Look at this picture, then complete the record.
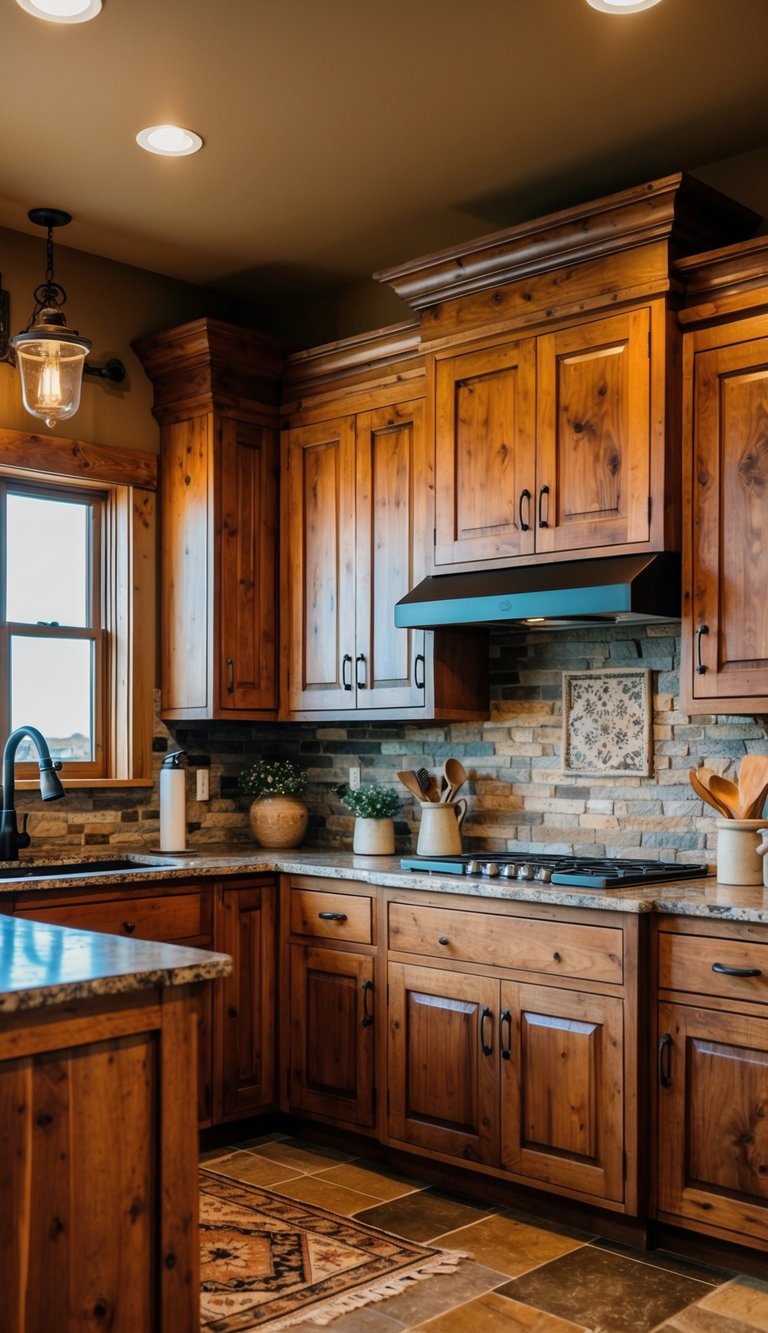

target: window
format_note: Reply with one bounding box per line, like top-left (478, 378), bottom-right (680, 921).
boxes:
top-left (1, 481), bottom-right (105, 777)
top-left (0, 429), bottom-right (156, 786)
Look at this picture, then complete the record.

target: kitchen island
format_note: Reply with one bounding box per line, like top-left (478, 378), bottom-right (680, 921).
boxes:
top-left (0, 914), bottom-right (231, 1333)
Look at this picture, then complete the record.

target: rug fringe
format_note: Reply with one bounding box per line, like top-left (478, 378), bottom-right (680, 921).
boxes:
top-left (268, 1250), bottom-right (470, 1330)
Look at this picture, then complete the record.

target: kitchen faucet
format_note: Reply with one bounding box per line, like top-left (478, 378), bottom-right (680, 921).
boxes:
top-left (0, 725), bottom-right (65, 860)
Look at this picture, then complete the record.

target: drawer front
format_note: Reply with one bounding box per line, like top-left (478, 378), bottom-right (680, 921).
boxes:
top-left (290, 889), bottom-right (372, 944)
top-left (15, 892), bottom-right (203, 942)
top-left (659, 932), bottom-right (768, 1004)
top-left (388, 902), bottom-right (623, 983)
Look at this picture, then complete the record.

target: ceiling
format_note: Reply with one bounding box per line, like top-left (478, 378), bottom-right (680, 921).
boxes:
top-left (4, 0), bottom-right (768, 311)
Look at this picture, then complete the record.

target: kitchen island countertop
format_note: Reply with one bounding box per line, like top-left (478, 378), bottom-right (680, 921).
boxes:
top-left (1, 846), bottom-right (768, 923)
top-left (0, 913), bottom-right (232, 1013)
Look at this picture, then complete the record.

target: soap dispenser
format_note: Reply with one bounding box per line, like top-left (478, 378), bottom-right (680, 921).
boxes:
top-left (159, 749), bottom-right (187, 851)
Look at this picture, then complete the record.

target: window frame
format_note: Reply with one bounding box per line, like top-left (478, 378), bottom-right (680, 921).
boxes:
top-left (0, 428), bottom-right (156, 788)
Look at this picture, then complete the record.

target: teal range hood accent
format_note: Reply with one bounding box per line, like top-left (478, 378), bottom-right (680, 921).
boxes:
top-left (394, 554), bottom-right (680, 630)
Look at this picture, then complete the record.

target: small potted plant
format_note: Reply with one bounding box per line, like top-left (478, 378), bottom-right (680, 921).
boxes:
top-left (341, 783), bottom-right (400, 855)
top-left (239, 758), bottom-right (308, 848)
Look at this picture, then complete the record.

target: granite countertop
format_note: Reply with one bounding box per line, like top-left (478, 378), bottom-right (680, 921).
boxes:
top-left (1, 845), bottom-right (767, 923)
top-left (0, 915), bottom-right (232, 1014)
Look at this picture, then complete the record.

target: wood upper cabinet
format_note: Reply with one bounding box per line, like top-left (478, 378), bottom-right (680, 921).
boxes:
top-left (282, 324), bottom-right (488, 720)
top-left (433, 307), bottom-right (654, 570)
top-left (679, 310), bottom-right (768, 710)
top-left (656, 914), bottom-right (768, 1249)
top-left (135, 318), bottom-right (285, 720)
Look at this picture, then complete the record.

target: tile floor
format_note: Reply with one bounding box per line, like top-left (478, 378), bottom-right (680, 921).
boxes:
top-left (201, 1135), bottom-right (768, 1332)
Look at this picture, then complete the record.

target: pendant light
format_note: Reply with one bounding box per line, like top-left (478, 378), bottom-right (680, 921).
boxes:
top-left (4, 208), bottom-right (124, 430)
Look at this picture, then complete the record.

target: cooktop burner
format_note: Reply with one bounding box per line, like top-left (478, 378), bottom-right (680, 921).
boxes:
top-left (400, 852), bottom-right (710, 889)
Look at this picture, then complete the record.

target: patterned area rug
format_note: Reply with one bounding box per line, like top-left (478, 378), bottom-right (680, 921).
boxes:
top-left (200, 1168), bottom-right (467, 1331)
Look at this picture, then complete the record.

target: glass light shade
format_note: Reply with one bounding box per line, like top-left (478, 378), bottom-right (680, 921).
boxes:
top-left (14, 337), bottom-right (90, 429)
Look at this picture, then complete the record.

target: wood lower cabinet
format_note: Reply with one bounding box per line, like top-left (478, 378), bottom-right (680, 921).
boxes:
top-left (15, 881), bottom-right (216, 1126)
top-left (214, 879), bottom-right (276, 1121)
top-left (656, 916), bottom-right (768, 1250)
top-left (135, 318), bottom-right (285, 720)
top-left (281, 877), bottom-right (378, 1131)
top-left (281, 325), bottom-right (488, 721)
top-left (388, 962), bottom-right (500, 1164)
top-left (386, 892), bottom-right (635, 1210)
top-left (13, 873), bottom-right (279, 1131)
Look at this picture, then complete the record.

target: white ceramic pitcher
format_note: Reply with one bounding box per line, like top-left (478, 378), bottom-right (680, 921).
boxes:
top-left (416, 799), bottom-right (468, 856)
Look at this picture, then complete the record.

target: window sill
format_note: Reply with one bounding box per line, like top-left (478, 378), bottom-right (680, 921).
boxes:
top-left (15, 777), bottom-right (154, 791)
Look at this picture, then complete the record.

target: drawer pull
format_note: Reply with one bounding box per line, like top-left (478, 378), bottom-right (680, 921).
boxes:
top-left (122, 921), bottom-right (136, 934)
top-left (438, 936), bottom-right (449, 946)
top-left (538, 483), bottom-right (550, 528)
top-left (479, 1005), bottom-right (493, 1056)
top-left (518, 488), bottom-right (531, 532)
top-left (318, 911), bottom-right (348, 923)
top-left (712, 961), bottom-right (762, 978)
top-left (342, 653), bottom-right (353, 691)
top-left (658, 1032), bottom-right (673, 1088)
top-left (361, 979), bottom-right (373, 1028)
top-left (500, 1008), bottom-right (512, 1061)
top-left (696, 624), bottom-right (709, 675)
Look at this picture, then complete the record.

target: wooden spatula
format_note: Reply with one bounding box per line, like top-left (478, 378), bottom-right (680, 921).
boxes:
top-left (738, 754), bottom-right (768, 820)
top-left (396, 770), bottom-right (424, 801)
top-left (689, 768), bottom-right (730, 818)
top-left (708, 773), bottom-right (742, 819)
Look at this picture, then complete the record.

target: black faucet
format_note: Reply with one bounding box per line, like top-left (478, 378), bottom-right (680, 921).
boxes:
top-left (0, 725), bottom-right (66, 861)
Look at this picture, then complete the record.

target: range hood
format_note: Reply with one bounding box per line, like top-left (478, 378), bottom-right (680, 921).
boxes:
top-left (394, 554), bottom-right (681, 630)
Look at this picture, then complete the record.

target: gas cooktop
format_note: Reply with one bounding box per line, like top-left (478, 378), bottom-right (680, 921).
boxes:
top-left (400, 852), bottom-right (710, 889)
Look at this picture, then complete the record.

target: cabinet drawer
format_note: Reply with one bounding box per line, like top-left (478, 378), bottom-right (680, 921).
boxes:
top-left (388, 902), bottom-right (622, 983)
top-left (659, 932), bottom-right (768, 1004)
top-left (15, 892), bottom-right (203, 942)
top-left (290, 889), bottom-right (372, 944)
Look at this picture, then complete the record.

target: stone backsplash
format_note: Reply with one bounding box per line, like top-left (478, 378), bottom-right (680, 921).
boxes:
top-left (17, 623), bottom-right (768, 866)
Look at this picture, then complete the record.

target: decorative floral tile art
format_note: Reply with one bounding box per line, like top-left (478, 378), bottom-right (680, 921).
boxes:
top-left (562, 667), bottom-right (652, 777)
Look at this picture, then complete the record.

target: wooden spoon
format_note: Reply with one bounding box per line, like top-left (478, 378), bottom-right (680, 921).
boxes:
top-left (441, 756), bottom-right (467, 803)
top-left (738, 755), bottom-right (768, 820)
top-left (689, 768), bottom-right (730, 818)
top-left (396, 770), bottom-right (424, 801)
top-left (708, 773), bottom-right (743, 819)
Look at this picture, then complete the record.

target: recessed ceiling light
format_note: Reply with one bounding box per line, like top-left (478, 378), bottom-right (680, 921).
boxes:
top-left (16, 0), bottom-right (102, 21)
top-left (586, 0), bottom-right (663, 11)
top-left (136, 124), bottom-right (204, 157)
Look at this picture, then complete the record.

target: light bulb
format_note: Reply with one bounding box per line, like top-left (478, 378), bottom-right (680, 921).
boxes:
top-left (15, 0), bottom-right (102, 22)
top-left (136, 125), bottom-right (203, 157)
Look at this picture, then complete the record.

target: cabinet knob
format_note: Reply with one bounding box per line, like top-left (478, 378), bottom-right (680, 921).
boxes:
top-left (438, 936), bottom-right (449, 946)
top-left (122, 921), bottom-right (136, 934)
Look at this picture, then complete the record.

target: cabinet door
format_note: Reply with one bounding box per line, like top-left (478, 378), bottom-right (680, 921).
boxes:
top-left (683, 337), bottom-right (768, 708)
top-left (388, 963), bottom-right (500, 1164)
top-left (501, 982), bottom-right (624, 1202)
top-left (536, 309), bottom-right (650, 554)
top-left (356, 400), bottom-right (427, 710)
top-left (218, 418), bottom-right (278, 713)
top-left (658, 1002), bottom-right (768, 1244)
top-left (288, 944), bottom-right (376, 1128)
top-left (160, 415), bottom-right (213, 715)
top-left (215, 882), bottom-right (276, 1121)
top-left (284, 418), bottom-right (357, 711)
top-left (434, 339), bottom-right (537, 566)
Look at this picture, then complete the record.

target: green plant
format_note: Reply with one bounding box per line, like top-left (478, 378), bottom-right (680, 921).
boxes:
top-left (341, 783), bottom-right (400, 819)
top-left (239, 758), bottom-right (307, 799)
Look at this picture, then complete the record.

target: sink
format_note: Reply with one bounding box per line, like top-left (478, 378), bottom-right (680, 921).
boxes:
top-left (0, 857), bottom-right (177, 880)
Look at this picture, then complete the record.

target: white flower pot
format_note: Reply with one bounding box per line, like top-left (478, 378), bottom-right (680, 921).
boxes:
top-left (353, 816), bottom-right (394, 855)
